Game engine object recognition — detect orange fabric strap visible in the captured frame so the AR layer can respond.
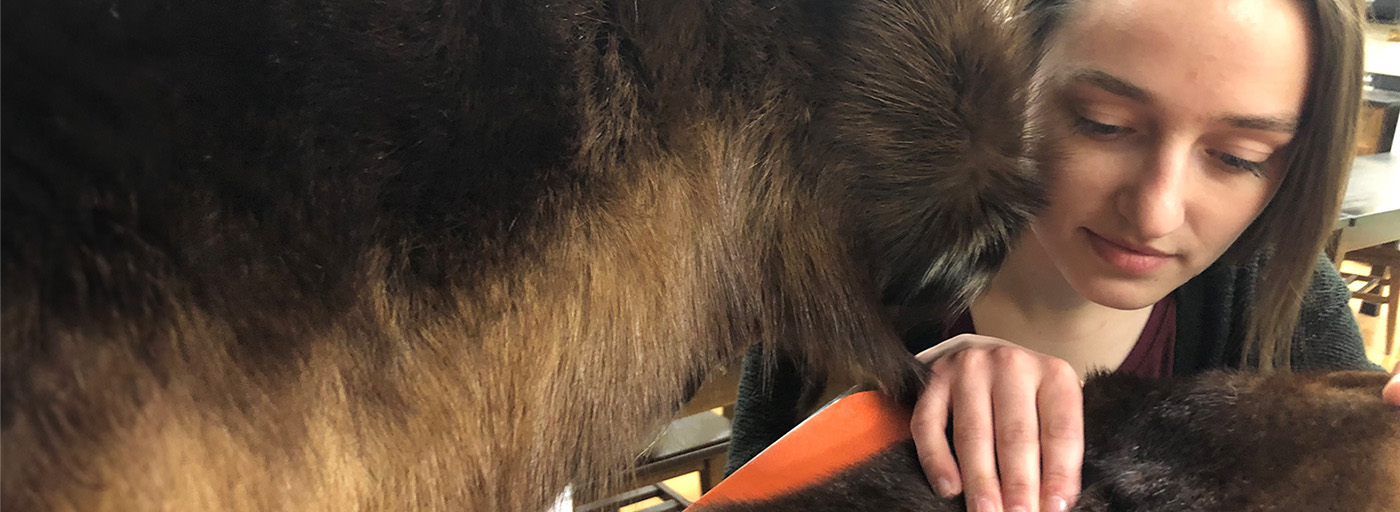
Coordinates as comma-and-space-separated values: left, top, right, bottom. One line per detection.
692, 391, 913, 505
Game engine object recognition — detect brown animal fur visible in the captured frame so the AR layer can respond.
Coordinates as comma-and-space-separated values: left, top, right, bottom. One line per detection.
692, 371, 1400, 511
1, 0, 1040, 510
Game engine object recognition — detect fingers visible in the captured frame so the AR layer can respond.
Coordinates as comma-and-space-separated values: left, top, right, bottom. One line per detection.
913, 366, 961, 498
912, 341, 1086, 512
990, 348, 1042, 512
951, 350, 1002, 512
1037, 360, 1083, 512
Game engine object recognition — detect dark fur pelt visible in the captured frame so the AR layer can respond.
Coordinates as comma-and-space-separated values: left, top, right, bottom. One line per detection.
692, 371, 1400, 512
1, 0, 1041, 510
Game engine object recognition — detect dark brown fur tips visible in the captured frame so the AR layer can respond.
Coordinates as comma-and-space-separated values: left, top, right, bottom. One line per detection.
1, 0, 1040, 510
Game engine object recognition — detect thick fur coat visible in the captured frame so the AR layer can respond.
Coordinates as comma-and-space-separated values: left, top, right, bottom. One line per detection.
692, 371, 1400, 512
0, 0, 1041, 509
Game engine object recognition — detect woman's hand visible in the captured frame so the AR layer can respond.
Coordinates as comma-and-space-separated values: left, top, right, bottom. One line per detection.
911, 334, 1082, 512
1384, 361, 1400, 406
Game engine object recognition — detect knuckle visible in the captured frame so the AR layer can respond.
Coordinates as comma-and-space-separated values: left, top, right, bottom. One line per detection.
1000, 478, 1038, 498
953, 348, 988, 368
1041, 418, 1081, 443
1045, 358, 1078, 381
929, 357, 950, 372
999, 420, 1039, 444
916, 450, 954, 473
989, 346, 1026, 366
953, 426, 995, 446
910, 411, 946, 433
929, 357, 959, 377
915, 379, 948, 403
1041, 468, 1079, 488
963, 473, 1001, 493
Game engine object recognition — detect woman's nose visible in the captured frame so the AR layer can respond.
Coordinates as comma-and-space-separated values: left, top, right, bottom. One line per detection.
1116, 141, 1188, 240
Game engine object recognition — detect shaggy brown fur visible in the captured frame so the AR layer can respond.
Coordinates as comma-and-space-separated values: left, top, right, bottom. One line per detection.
692, 371, 1400, 512
1, 0, 1041, 510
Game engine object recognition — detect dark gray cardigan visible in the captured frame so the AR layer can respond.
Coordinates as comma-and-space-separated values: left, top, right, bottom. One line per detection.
725, 254, 1383, 474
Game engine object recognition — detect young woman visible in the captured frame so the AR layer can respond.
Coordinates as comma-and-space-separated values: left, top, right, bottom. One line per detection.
727, 0, 1400, 511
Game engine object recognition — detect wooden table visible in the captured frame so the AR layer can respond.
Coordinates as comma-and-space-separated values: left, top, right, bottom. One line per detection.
1331, 152, 1400, 265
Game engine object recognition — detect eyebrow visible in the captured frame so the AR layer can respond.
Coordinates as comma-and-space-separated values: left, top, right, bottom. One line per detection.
1220, 114, 1297, 134
1067, 68, 1153, 103
1066, 68, 1298, 134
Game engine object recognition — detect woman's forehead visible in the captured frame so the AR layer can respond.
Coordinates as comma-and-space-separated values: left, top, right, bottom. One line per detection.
1042, 0, 1311, 126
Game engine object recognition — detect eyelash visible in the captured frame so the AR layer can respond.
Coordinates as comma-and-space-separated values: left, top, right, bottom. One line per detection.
1072, 116, 1268, 178
1206, 149, 1267, 177
1071, 116, 1129, 138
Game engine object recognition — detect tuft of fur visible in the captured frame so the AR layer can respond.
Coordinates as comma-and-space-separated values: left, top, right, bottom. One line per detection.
692, 371, 1400, 512
0, 0, 1040, 510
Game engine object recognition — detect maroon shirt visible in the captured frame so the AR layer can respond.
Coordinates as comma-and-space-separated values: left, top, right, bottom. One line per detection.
1115, 297, 1176, 377
937, 296, 1176, 377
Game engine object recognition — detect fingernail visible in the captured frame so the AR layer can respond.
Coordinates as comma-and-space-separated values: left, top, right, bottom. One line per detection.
935, 478, 955, 498
975, 496, 996, 512
1048, 495, 1070, 512
1008, 506, 1028, 512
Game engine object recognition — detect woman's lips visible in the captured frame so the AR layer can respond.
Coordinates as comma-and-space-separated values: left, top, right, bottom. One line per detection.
1084, 229, 1172, 275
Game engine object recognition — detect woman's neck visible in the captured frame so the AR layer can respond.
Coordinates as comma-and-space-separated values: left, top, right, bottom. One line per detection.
967, 230, 1154, 377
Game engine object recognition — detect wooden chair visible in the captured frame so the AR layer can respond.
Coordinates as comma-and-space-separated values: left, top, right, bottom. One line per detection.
574, 409, 732, 512
1339, 241, 1400, 355
575, 483, 694, 512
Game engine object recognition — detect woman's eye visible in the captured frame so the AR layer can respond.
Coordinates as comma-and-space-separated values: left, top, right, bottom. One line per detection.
1071, 117, 1131, 139
1206, 149, 1267, 177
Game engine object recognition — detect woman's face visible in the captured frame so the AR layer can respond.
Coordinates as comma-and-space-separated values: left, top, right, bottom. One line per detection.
1030, 0, 1312, 309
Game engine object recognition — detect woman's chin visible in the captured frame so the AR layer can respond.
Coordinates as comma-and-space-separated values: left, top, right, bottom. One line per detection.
1072, 274, 1178, 311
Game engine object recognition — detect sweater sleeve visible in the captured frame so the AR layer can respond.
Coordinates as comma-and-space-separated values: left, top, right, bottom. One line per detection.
1176, 252, 1381, 373
1290, 254, 1384, 372
724, 344, 814, 476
